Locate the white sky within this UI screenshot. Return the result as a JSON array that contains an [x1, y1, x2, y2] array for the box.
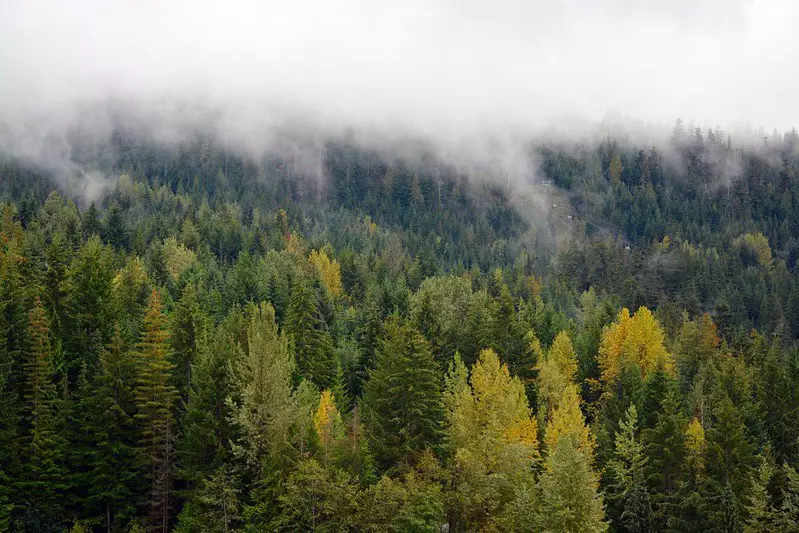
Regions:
[[1, 0, 797, 139]]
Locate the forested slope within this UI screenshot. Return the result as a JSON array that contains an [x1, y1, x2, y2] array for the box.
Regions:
[[1, 123, 799, 532]]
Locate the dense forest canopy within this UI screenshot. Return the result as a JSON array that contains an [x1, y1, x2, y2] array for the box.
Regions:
[[1, 118, 799, 533]]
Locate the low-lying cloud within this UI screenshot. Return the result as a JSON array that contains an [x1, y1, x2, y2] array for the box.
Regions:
[[1, 0, 798, 197]]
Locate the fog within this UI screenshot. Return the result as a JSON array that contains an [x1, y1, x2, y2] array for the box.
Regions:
[[1, 0, 798, 195]]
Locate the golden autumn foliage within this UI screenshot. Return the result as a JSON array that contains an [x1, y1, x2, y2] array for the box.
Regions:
[[446, 349, 539, 456], [544, 383, 593, 458], [537, 331, 578, 419], [732, 232, 773, 267], [313, 389, 343, 451], [308, 249, 343, 297], [445, 349, 539, 529], [598, 306, 673, 385], [685, 417, 706, 470]]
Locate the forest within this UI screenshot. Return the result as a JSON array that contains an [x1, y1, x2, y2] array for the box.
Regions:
[[2, 121, 799, 532]]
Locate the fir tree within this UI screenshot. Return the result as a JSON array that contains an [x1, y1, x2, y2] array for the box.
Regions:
[[285, 277, 335, 390], [362, 319, 443, 470], [537, 432, 607, 533], [21, 297, 67, 523], [134, 290, 178, 533]]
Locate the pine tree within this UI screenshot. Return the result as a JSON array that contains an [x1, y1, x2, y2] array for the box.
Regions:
[[285, 277, 335, 390], [134, 290, 178, 533], [362, 319, 443, 470]]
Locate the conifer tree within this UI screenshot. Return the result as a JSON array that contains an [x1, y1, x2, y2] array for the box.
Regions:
[[537, 330, 578, 423], [444, 350, 539, 530], [745, 451, 777, 532], [170, 284, 207, 400], [642, 389, 687, 528], [285, 277, 335, 389], [538, 367, 606, 533], [134, 290, 178, 533], [537, 431, 607, 533], [607, 404, 650, 528], [776, 463, 799, 532], [21, 296, 67, 522], [314, 389, 345, 466], [598, 307, 672, 388], [88, 327, 141, 533], [362, 319, 443, 470], [179, 318, 238, 484], [228, 302, 295, 472]]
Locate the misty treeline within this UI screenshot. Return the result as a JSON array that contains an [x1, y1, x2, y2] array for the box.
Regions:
[[1, 122, 799, 532]]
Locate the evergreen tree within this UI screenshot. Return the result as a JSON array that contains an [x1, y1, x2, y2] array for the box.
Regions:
[[90, 327, 141, 533], [20, 296, 66, 524], [537, 432, 607, 533], [169, 284, 207, 401], [607, 404, 650, 528], [134, 290, 178, 533], [179, 318, 238, 484], [776, 463, 799, 532], [642, 388, 687, 528], [745, 451, 777, 533], [285, 277, 336, 390], [362, 319, 443, 470]]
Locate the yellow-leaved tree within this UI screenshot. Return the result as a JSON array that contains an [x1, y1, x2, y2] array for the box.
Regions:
[[536, 331, 578, 424], [444, 349, 539, 531], [309, 249, 343, 297], [598, 307, 673, 387], [538, 380, 606, 531], [313, 389, 344, 465]]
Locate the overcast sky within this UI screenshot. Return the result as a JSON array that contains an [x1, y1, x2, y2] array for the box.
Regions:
[[1, 0, 798, 140]]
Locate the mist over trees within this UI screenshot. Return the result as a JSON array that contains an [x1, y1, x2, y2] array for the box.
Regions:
[[0, 118, 798, 532]]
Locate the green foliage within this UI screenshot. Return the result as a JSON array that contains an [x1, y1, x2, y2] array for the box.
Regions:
[[2, 130, 799, 530], [362, 319, 443, 471]]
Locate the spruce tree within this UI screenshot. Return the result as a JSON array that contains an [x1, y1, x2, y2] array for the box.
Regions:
[[179, 319, 238, 484], [169, 284, 207, 401], [642, 389, 687, 529], [608, 404, 651, 529]]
